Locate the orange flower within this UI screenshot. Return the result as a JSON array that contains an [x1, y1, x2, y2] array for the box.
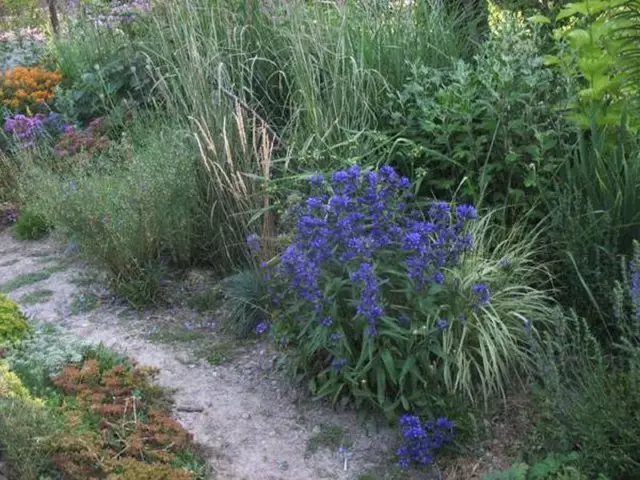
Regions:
[[0, 66, 63, 112]]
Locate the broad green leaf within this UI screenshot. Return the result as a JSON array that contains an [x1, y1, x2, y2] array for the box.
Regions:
[[399, 355, 417, 383], [543, 55, 560, 66], [566, 29, 591, 48], [528, 14, 551, 24], [556, 3, 589, 21]]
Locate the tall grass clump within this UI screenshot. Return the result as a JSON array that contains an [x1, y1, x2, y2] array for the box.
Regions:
[[545, 127, 640, 336], [531, 246, 640, 478], [144, 0, 479, 171], [20, 114, 202, 304], [0, 151, 21, 203]]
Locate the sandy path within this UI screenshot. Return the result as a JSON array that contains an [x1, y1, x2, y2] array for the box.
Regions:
[[0, 232, 397, 480]]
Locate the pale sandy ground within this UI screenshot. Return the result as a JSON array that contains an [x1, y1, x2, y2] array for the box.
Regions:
[[0, 232, 402, 480]]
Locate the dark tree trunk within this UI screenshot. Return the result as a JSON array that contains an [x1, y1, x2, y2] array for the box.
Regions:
[[48, 0, 59, 35]]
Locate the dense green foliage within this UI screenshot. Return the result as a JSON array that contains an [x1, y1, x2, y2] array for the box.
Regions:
[[11, 207, 51, 240], [0, 293, 31, 346], [386, 19, 574, 214]]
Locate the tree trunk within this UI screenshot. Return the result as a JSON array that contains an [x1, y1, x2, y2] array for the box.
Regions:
[[48, 0, 59, 35]]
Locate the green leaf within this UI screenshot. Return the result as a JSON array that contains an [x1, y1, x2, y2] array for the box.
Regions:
[[557, 3, 589, 21], [543, 55, 560, 66], [376, 368, 386, 407], [399, 355, 417, 384], [566, 29, 591, 48], [381, 350, 397, 384], [528, 14, 551, 24]]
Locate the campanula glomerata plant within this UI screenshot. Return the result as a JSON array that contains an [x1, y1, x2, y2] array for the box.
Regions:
[[397, 414, 455, 469], [254, 165, 554, 414], [0, 66, 62, 112]]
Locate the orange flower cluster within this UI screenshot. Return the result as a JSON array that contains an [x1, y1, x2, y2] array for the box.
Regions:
[[0, 66, 63, 112]]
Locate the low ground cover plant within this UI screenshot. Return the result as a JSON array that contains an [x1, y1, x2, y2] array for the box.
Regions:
[[0, 292, 31, 345], [0, 296, 207, 479]]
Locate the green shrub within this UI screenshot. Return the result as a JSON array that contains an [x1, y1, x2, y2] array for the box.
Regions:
[[0, 293, 31, 346], [0, 397, 59, 480], [22, 114, 202, 304], [219, 269, 268, 338], [541, 0, 640, 132], [385, 16, 573, 217], [54, 21, 153, 123], [11, 207, 52, 240], [262, 167, 555, 416]]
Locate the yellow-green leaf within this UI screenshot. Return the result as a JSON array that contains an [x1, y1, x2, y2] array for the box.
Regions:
[[528, 14, 551, 24]]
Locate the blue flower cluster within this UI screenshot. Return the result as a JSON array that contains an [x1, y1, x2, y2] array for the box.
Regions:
[[275, 165, 478, 335], [397, 414, 456, 468]]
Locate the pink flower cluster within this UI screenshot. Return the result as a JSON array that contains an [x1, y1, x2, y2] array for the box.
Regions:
[[54, 118, 111, 159]]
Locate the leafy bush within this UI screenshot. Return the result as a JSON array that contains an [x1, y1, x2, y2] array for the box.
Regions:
[[261, 166, 554, 414], [54, 21, 153, 123], [385, 17, 573, 216], [0, 293, 31, 346], [482, 453, 587, 480], [11, 206, 52, 240], [542, 0, 640, 131], [0, 397, 59, 480]]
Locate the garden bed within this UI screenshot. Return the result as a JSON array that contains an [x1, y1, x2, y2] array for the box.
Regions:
[[0, 292, 207, 480]]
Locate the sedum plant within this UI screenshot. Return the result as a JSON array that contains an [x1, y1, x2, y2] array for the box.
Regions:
[[258, 165, 554, 414], [0, 293, 31, 346]]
